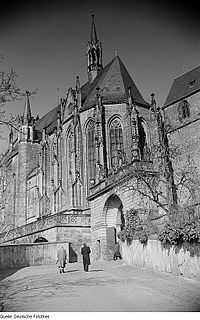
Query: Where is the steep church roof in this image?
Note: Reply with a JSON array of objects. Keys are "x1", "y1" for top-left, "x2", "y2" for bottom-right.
[
  {"x1": 80, "y1": 55, "x2": 149, "y2": 112},
  {"x1": 34, "y1": 56, "x2": 149, "y2": 135},
  {"x1": 163, "y1": 65, "x2": 200, "y2": 108},
  {"x1": 35, "y1": 104, "x2": 60, "y2": 135}
]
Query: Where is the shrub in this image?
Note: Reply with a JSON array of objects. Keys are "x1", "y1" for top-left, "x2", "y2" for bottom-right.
[
  {"x1": 158, "y1": 208, "x2": 200, "y2": 245},
  {"x1": 118, "y1": 208, "x2": 148, "y2": 244}
]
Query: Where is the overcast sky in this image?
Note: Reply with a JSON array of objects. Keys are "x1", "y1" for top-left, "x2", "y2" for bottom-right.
[{"x1": 0, "y1": 0, "x2": 199, "y2": 151}]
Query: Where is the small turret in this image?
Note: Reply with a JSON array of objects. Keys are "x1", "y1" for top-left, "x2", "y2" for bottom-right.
[
  {"x1": 127, "y1": 87, "x2": 140, "y2": 161},
  {"x1": 87, "y1": 14, "x2": 103, "y2": 83},
  {"x1": 19, "y1": 90, "x2": 35, "y2": 142}
]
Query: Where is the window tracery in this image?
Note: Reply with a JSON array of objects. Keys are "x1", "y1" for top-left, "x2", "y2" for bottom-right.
[
  {"x1": 138, "y1": 119, "x2": 150, "y2": 160},
  {"x1": 109, "y1": 118, "x2": 124, "y2": 169},
  {"x1": 87, "y1": 120, "x2": 96, "y2": 181}
]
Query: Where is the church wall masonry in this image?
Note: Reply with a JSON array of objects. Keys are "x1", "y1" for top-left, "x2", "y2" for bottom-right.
[
  {"x1": 89, "y1": 181, "x2": 152, "y2": 260},
  {"x1": 164, "y1": 91, "x2": 200, "y2": 207},
  {"x1": 0, "y1": 212, "x2": 91, "y2": 261},
  {"x1": 164, "y1": 92, "x2": 200, "y2": 130},
  {"x1": 17, "y1": 142, "x2": 40, "y2": 227}
]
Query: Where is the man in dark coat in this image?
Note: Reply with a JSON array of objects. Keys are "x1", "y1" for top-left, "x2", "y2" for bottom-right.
[
  {"x1": 113, "y1": 242, "x2": 122, "y2": 260},
  {"x1": 81, "y1": 243, "x2": 91, "y2": 272},
  {"x1": 57, "y1": 246, "x2": 67, "y2": 274}
]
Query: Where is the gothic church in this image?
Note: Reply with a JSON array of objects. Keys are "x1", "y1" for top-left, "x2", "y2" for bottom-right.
[{"x1": 0, "y1": 15, "x2": 200, "y2": 260}]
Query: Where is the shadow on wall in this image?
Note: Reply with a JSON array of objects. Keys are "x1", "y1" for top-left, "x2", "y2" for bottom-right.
[{"x1": 69, "y1": 243, "x2": 78, "y2": 263}]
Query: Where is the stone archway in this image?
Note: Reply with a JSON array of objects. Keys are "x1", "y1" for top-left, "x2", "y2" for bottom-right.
[{"x1": 103, "y1": 194, "x2": 124, "y2": 259}]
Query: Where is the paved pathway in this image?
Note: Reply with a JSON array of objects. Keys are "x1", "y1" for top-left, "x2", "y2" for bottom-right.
[{"x1": 0, "y1": 260, "x2": 200, "y2": 312}]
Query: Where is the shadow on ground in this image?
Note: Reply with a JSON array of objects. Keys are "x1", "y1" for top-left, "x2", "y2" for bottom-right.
[
  {"x1": 66, "y1": 269, "x2": 79, "y2": 273},
  {"x1": 0, "y1": 267, "x2": 24, "y2": 281}
]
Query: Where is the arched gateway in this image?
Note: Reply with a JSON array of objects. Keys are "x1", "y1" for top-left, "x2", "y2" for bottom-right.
[{"x1": 103, "y1": 194, "x2": 125, "y2": 259}]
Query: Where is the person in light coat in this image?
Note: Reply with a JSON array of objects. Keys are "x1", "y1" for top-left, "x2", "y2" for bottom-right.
[{"x1": 57, "y1": 246, "x2": 67, "y2": 274}]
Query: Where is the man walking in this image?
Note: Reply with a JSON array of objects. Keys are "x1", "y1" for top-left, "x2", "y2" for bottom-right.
[
  {"x1": 113, "y1": 242, "x2": 122, "y2": 260},
  {"x1": 81, "y1": 243, "x2": 91, "y2": 272},
  {"x1": 57, "y1": 246, "x2": 67, "y2": 274}
]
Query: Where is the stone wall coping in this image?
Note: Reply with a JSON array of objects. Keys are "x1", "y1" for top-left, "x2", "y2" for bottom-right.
[
  {"x1": 0, "y1": 212, "x2": 91, "y2": 243},
  {"x1": 0, "y1": 241, "x2": 70, "y2": 247}
]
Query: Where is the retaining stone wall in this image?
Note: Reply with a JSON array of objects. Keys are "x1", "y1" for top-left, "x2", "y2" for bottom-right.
[
  {"x1": 0, "y1": 242, "x2": 69, "y2": 270},
  {"x1": 122, "y1": 240, "x2": 200, "y2": 279}
]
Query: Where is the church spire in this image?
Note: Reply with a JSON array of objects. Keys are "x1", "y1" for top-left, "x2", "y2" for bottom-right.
[
  {"x1": 19, "y1": 90, "x2": 35, "y2": 143},
  {"x1": 91, "y1": 13, "x2": 98, "y2": 43},
  {"x1": 22, "y1": 90, "x2": 32, "y2": 125},
  {"x1": 87, "y1": 13, "x2": 103, "y2": 83}
]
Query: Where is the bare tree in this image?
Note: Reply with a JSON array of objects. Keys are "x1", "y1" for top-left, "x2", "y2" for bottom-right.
[
  {"x1": 0, "y1": 156, "x2": 16, "y2": 238},
  {"x1": 0, "y1": 55, "x2": 22, "y2": 135},
  {"x1": 0, "y1": 69, "x2": 20, "y2": 104},
  {"x1": 117, "y1": 94, "x2": 200, "y2": 219}
]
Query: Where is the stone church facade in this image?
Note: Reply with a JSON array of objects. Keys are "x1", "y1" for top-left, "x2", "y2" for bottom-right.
[{"x1": 0, "y1": 16, "x2": 200, "y2": 260}]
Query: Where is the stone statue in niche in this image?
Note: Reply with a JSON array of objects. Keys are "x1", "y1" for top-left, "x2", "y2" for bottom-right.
[{"x1": 96, "y1": 162, "x2": 105, "y2": 183}]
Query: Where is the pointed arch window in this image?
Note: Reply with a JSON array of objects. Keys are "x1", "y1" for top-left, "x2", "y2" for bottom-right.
[
  {"x1": 51, "y1": 138, "x2": 58, "y2": 185},
  {"x1": 66, "y1": 127, "x2": 73, "y2": 180},
  {"x1": 178, "y1": 100, "x2": 190, "y2": 121},
  {"x1": 109, "y1": 118, "x2": 124, "y2": 169},
  {"x1": 138, "y1": 119, "x2": 150, "y2": 161},
  {"x1": 41, "y1": 143, "x2": 49, "y2": 194},
  {"x1": 87, "y1": 120, "x2": 96, "y2": 181},
  {"x1": 75, "y1": 124, "x2": 82, "y2": 176}
]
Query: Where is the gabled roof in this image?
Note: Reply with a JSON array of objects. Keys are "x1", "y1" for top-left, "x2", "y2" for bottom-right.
[
  {"x1": 164, "y1": 65, "x2": 200, "y2": 108},
  {"x1": 80, "y1": 55, "x2": 149, "y2": 112},
  {"x1": 35, "y1": 104, "x2": 60, "y2": 135}
]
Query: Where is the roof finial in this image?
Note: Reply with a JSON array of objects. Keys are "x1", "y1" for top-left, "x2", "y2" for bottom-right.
[
  {"x1": 151, "y1": 93, "x2": 156, "y2": 105},
  {"x1": 91, "y1": 9, "x2": 95, "y2": 20},
  {"x1": 57, "y1": 88, "x2": 60, "y2": 105},
  {"x1": 76, "y1": 75, "x2": 80, "y2": 91},
  {"x1": 127, "y1": 86, "x2": 133, "y2": 108},
  {"x1": 22, "y1": 90, "x2": 32, "y2": 124},
  {"x1": 115, "y1": 50, "x2": 118, "y2": 57}
]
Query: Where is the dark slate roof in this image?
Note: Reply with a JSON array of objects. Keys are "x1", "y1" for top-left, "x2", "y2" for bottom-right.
[
  {"x1": 164, "y1": 65, "x2": 200, "y2": 108},
  {"x1": 35, "y1": 104, "x2": 61, "y2": 135},
  {"x1": 80, "y1": 55, "x2": 149, "y2": 112},
  {"x1": 34, "y1": 56, "x2": 149, "y2": 134}
]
